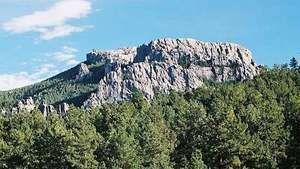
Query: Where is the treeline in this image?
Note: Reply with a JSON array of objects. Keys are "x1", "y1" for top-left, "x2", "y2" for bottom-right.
[{"x1": 0, "y1": 67, "x2": 299, "y2": 169}]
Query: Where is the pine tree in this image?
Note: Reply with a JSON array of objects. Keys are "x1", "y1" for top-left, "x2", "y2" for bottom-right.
[
  {"x1": 94, "y1": 103, "x2": 141, "y2": 169},
  {"x1": 137, "y1": 105, "x2": 175, "y2": 169},
  {"x1": 290, "y1": 57, "x2": 298, "y2": 69}
]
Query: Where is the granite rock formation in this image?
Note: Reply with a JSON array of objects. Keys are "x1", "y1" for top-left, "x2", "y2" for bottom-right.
[
  {"x1": 75, "y1": 63, "x2": 92, "y2": 82},
  {"x1": 10, "y1": 98, "x2": 69, "y2": 117},
  {"x1": 39, "y1": 101, "x2": 55, "y2": 117},
  {"x1": 83, "y1": 38, "x2": 259, "y2": 107},
  {"x1": 12, "y1": 97, "x2": 35, "y2": 113},
  {"x1": 58, "y1": 103, "x2": 69, "y2": 117},
  {"x1": 87, "y1": 48, "x2": 136, "y2": 64}
]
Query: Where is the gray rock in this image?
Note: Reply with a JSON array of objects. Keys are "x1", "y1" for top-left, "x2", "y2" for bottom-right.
[
  {"x1": 13, "y1": 96, "x2": 35, "y2": 113},
  {"x1": 39, "y1": 101, "x2": 55, "y2": 117},
  {"x1": 39, "y1": 101, "x2": 48, "y2": 117},
  {"x1": 83, "y1": 38, "x2": 259, "y2": 107},
  {"x1": 87, "y1": 47, "x2": 136, "y2": 64},
  {"x1": 58, "y1": 103, "x2": 69, "y2": 117},
  {"x1": 75, "y1": 63, "x2": 92, "y2": 82}
]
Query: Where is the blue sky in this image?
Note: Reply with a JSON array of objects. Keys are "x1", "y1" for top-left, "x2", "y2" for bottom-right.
[{"x1": 0, "y1": 0, "x2": 299, "y2": 90}]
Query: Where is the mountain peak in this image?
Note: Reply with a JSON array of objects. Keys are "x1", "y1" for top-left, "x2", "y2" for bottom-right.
[
  {"x1": 0, "y1": 38, "x2": 259, "y2": 109},
  {"x1": 83, "y1": 38, "x2": 259, "y2": 107}
]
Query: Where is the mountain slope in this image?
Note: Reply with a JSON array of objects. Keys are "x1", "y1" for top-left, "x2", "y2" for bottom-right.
[
  {"x1": 0, "y1": 38, "x2": 259, "y2": 109},
  {"x1": 0, "y1": 67, "x2": 99, "y2": 109}
]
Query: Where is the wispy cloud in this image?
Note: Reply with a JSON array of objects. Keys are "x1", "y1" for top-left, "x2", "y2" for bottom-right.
[
  {"x1": 0, "y1": 46, "x2": 81, "y2": 91},
  {"x1": 0, "y1": 72, "x2": 39, "y2": 91},
  {"x1": 35, "y1": 63, "x2": 56, "y2": 74},
  {"x1": 67, "y1": 59, "x2": 80, "y2": 66},
  {"x1": 2, "y1": 0, "x2": 93, "y2": 40},
  {"x1": 0, "y1": 64, "x2": 59, "y2": 91},
  {"x1": 50, "y1": 46, "x2": 80, "y2": 65},
  {"x1": 40, "y1": 25, "x2": 93, "y2": 40}
]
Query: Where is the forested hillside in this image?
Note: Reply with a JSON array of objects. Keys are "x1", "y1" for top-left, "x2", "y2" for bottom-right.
[
  {"x1": 0, "y1": 66, "x2": 299, "y2": 169},
  {"x1": 0, "y1": 64, "x2": 99, "y2": 109}
]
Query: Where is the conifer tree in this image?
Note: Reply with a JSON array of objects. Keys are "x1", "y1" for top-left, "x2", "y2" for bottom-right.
[{"x1": 290, "y1": 57, "x2": 298, "y2": 69}]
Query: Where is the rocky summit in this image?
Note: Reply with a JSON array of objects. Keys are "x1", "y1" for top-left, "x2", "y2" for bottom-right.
[
  {"x1": 83, "y1": 38, "x2": 259, "y2": 107},
  {"x1": 0, "y1": 38, "x2": 260, "y2": 111}
]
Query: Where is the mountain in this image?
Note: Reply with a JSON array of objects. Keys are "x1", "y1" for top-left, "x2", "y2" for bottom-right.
[
  {"x1": 1, "y1": 39, "x2": 299, "y2": 169},
  {"x1": 0, "y1": 38, "x2": 259, "y2": 110}
]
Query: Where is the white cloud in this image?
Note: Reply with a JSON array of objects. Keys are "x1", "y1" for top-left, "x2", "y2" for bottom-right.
[
  {"x1": 0, "y1": 45, "x2": 82, "y2": 91},
  {"x1": 35, "y1": 64, "x2": 56, "y2": 74},
  {"x1": 2, "y1": 0, "x2": 92, "y2": 40},
  {"x1": 53, "y1": 53, "x2": 75, "y2": 61},
  {"x1": 40, "y1": 24, "x2": 93, "y2": 40},
  {"x1": 63, "y1": 46, "x2": 79, "y2": 53},
  {"x1": 0, "y1": 64, "x2": 59, "y2": 91},
  {"x1": 0, "y1": 43, "x2": 82, "y2": 90},
  {"x1": 51, "y1": 46, "x2": 79, "y2": 66},
  {"x1": 0, "y1": 72, "x2": 39, "y2": 91},
  {"x1": 67, "y1": 59, "x2": 80, "y2": 66}
]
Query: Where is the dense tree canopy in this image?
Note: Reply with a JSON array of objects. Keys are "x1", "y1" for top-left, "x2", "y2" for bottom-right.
[{"x1": 0, "y1": 66, "x2": 299, "y2": 169}]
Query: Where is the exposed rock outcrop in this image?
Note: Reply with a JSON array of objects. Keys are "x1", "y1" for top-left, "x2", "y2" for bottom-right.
[
  {"x1": 8, "y1": 97, "x2": 71, "y2": 118},
  {"x1": 39, "y1": 101, "x2": 55, "y2": 117},
  {"x1": 75, "y1": 63, "x2": 92, "y2": 82},
  {"x1": 87, "y1": 48, "x2": 136, "y2": 64},
  {"x1": 84, "y1": 38, "x2": 259, "y2": 107},
  {"x1": 12, "y1": 97, "x2": 35, "y2": 113},
  {"x1": 58, "y1": 103, "x2": 69, "y2": 117}
]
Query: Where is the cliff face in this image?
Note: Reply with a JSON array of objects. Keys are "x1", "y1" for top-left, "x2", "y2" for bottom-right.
[{"x1": 84, "y1": 38, "x2": 259, "y2": 107}]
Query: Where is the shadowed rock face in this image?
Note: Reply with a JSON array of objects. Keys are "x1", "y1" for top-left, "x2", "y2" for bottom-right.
[
  {"x1": 84, "y1": 38, "x2": 259, "y2": 107},
  {"x1": 75, "y1": 63, "x2": 92, "y2": 82},
  {"x1": 39, "y1": 101, "x2": 55, "y2": 117}
]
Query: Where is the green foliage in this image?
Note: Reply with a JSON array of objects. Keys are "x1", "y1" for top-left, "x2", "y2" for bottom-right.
[
  {"x1": 0, "y1": 68, "x2": 98, "y2": 109},
  {"x1": 189, "y1": 150, "x2": 207, "y2": 169},
  {"x1": 0, "y1": 109, "x2": 101, "y2": 169},
  {"x1": 290, "y1": 57, "x2": 298, "y2": 69},
  {"x1": 0, "y1": 67, "x2": 299, "y2": 168}
]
